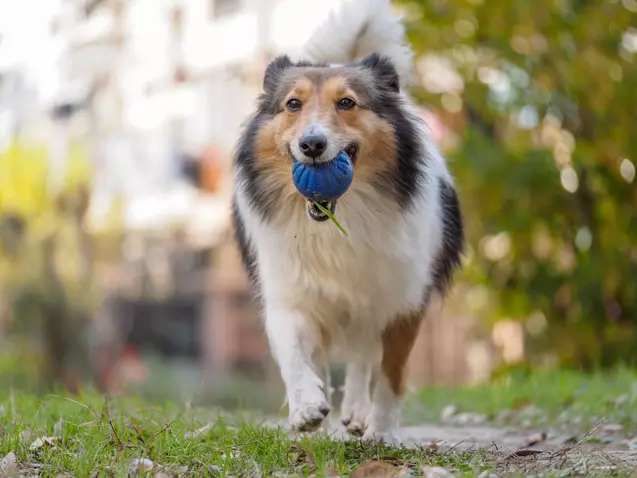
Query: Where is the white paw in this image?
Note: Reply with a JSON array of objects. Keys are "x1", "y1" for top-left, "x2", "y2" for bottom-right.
[
  {"x1": 361, "y1": 430, "x2": 402, "y2": 448},
  {"x1": 289, "y1": 397, "x2": 331, "y2": 432},
  {"x1": 340, "y1": 407, "x2": 369, "y2": 437},
  {"x1": 340, "y1": 395, "x2": 371, "y2": 437}
]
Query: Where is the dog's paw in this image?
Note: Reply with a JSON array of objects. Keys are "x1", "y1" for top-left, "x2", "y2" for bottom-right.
[
  {"x1": 341, "y1": 410, "x2": 368, "y2": 437},
  {"x1": 289, "y1": 399, "x2": 331, "y2": 432},
  {"x1": 361, "y1": 430, "x2": 402, "y2": 448},
  {"x1": 340, "y1": 395, "x2": 370, "y2": 437}
]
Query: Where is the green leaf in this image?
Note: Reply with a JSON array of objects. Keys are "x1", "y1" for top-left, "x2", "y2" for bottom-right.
[{"x1": 313, "y1": 202, "x2": 348, "y2": 237}]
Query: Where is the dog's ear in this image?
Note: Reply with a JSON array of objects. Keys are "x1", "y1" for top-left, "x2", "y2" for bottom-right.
[
  {"x1": 360, "y1": 53, "x2": 400, "y2": 93},
  {"x1": 263, "y1": 55, "x2": 293, "y2": 93}
]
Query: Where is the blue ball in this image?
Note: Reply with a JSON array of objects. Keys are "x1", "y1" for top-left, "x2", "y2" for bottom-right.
[{"x1": 292, "y1": 151, "x2": 354, "y2": 202}]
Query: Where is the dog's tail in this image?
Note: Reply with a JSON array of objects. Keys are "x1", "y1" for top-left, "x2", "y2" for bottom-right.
[{"x1": 300, "y1": 0, "x2": 414, "y2": 84}]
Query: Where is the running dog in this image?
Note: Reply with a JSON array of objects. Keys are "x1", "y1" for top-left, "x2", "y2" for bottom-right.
[{"x1": 231, "y1": 0, "x2": 464, "y2": 445}]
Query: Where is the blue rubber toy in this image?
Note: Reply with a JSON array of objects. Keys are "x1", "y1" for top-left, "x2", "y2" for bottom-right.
[{"x1": 292, "y1": 151, "x2": 354, "y2": 202}]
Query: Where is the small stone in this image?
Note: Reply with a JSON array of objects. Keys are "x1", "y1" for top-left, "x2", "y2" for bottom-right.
[
  {"x1": 129, "y1": 458, "x2": 156, "y2": 476},
  {"x1": 0, "y1": 452, "x2": 18, "y2": 477},
  {"x1": 601, "y1": 422, "x2": 624, "y2": 434},
  {"x1": 496, "y1": 409, "x2": 517, "y2": 423},
  {"x1": 421, "y1": 466, "x2": 452, "y2": 478},
  {"x1": 452, "y1": 412, "x2": 487, "y2": 426},
  {"x1": 440, "y1": 405, "x2": 458, "y2": 423}
]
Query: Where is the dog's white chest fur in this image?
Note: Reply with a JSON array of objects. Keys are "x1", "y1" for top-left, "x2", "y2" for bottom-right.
[{"x1": 236, "y1": 171, "x2": 443, "y2": 359}]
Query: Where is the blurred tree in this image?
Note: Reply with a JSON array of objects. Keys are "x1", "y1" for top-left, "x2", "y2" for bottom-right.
[
  {"x1": 399, "y1": 0, "x2": 637, "y2": 367},
  {"x1": 0, "y1": 138, "x2": 123, "y2": 392}
]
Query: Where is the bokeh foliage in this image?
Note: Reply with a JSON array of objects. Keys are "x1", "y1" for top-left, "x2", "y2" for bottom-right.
[
  {"x1": 400, "y1": 0, "x2": 637, "y2": 366},
  {"x1": 0, "y1": 138, "x2": 123, "y2": 391}
]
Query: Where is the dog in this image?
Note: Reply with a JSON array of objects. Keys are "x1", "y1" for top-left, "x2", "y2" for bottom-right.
[{"x1": 231, "y1": 0, "x2": 464, "y2": 445}]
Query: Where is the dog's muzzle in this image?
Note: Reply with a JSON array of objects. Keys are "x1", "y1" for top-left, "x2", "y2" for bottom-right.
[{"x1": 306, "y1": 200, "x2": 336, "y2": 222}]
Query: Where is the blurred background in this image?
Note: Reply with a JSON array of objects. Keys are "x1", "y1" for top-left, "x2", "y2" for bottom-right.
[{"x1": 0, "y1": 0, "x2": 635, "y2": 412}]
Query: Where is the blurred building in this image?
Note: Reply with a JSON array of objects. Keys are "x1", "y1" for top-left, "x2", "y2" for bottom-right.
[{"x1": 1, "y1": 0, "x2": 492, "y2": 395}]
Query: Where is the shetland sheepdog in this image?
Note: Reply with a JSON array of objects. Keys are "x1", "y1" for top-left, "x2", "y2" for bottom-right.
[{"x1": 231, "y1": 0, "x2": 464, "y2": 445}]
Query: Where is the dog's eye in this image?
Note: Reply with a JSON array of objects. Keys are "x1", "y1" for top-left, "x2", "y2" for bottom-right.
[
  {"x1": 337, "y1": 97, "x2": 356, "y2": 110},
  {"x1": 286, "y1": 99, "x2": 302, "y2": 112}
]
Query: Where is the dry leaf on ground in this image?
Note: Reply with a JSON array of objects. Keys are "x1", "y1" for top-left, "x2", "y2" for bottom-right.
[
  {"x1": 29, "y1": 436, "x2": 60, "y2": 451},
  {"x1": 351, "y1": 460, "x2": 410, "y2": 478},
  {"x1": 184, "y1": 422, "x2": 214, "y2": 439}
]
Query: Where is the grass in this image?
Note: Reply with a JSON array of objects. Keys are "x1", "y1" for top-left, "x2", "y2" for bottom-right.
[
  {"x1": 1, "y1": 368, "x2": 637, "y2": 476},
  {"x1": 0, "y1": 390, "x2": 490, "y2": 477},
  {"x1": 404, "y1": 367, "x2": 637, "y2": 434}
]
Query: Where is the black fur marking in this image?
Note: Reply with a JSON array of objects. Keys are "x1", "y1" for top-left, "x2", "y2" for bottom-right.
[
  {"x1": 356, "y1": 54, "x2": 423, "y2": 210},
  {"x1": 432, "y1": 178, "x2": 464, "y2": 294},
  {"x1": 234, "y1": 114, "x2": 285, "y2": 221},
  {"x1": 359, "y1": 53, "x2": 400, "y2": 92},
  {"x1": 231, "y1": 196, "x2": 259, "y2": 288},
  {"x1": 263, "y1": 55, "x2": 293, "y2": 94}
]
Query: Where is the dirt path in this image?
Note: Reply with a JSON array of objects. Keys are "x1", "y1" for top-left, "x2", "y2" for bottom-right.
[{"x1": 269, "y1": 418, "x2": 637, "y2": 474}]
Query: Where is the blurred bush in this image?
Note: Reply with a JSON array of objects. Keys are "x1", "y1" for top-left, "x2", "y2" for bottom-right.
[
  {"x1": 0, "y1": 138, "x2": 123, "y2": 392},
  {"x1": 401, "y1": 0, "x2": 637, "y2": 367}
]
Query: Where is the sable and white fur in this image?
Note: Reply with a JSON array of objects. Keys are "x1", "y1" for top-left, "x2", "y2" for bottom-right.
[{"x1": 231, "y1": 0, "x2": 464, "y2": 444}]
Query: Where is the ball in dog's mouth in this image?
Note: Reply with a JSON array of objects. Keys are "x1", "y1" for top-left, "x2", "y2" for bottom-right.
[{"x1": 306, "y1": 199, "x2": 336, "y2": 222}]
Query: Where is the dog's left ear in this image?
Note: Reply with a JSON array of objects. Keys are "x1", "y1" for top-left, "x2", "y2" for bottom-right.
[
  {"x1": 263, "y1": 55, "x2": 292, "y2": 93},
  {"x1": 360, "y1": 53, "x2": 400, "y2": 93}
]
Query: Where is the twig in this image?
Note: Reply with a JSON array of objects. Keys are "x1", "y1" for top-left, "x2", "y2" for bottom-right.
[
  {"x1": 549, "y1": 416, "x2": 606, "y2": 459},
  {"x1": 446, "y1": 439, "x2": 466, "y2": 453},
  {"x1": 102, "y1": 396, "x2": 135, "y2": 450},
  {"x1": 149, "y1": 418, "x2": 177, "y2": 441}
]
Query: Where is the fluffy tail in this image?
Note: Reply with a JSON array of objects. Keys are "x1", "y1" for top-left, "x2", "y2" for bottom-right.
[{"x1": 299, "y1": 0, "x2": 414, "y2": 84}]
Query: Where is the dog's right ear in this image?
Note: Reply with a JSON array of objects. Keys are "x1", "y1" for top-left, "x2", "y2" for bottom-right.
[{"x1": 263, "y1": 55, "x2": 292, "y2": 93}]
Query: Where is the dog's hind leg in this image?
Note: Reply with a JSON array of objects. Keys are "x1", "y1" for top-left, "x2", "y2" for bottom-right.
[
  {"x1": 363, "y1": 312, "x2": 422, "y2": 446},
  {"x1": 265, "y1": 306, "x2": 331, "y2": 432},
  {"x1": 340, "y1": 362, "x2": 372, "y2": 436}
]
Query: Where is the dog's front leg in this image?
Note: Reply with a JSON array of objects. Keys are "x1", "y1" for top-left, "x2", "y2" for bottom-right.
[
  {"x1": 363, "y1": 312, "x2": 422, "y2": 446},
  {"x1": 265, "y1": 306, "x2": 330, "y2": 432}
]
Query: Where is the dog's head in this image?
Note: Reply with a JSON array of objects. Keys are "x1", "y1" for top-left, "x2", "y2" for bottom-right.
[{"x1": 240, "y1": 53, "x2": 421, "y2": 221}]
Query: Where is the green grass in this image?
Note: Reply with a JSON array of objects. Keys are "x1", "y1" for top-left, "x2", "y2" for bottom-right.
[
  {"x1": 404, "y1": 367, "x2": 637, "y2": 434},
  {"x1": 2, "y1": 368, "x2": 637, "y2": 476},
  {"x1": 0, "y1": 390, "x2": 489, "y2": 477}
]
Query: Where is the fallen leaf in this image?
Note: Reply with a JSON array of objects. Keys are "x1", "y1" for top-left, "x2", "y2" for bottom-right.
[
  {"x1": 184, "y1": 422, "x2": 214, "y2": 439},
  {"x1": 506, "y1": 449, "x2": 544, "y2": 458},
  {"x1": 29, "y1": 436, "x2": 60, "y2": 451},
  {"x1": 426, "y1": 440, "x2": 439, "y2": 453},
  {"x1": 0, "y1": 451, "x2": 18, "y2": 477},
  {"x1": 351, "y1": 460, "x2": 409, "y2": 477},
  {"x1": 421, "y1": 466, "x2": 452, "y2": 478}
]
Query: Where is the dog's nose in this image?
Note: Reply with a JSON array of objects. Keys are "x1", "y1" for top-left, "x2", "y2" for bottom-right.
[{"x1": 299, "y1": 133, "x2": 328, "y2": 159}]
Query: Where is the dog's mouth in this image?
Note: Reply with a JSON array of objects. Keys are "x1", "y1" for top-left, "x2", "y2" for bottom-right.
[
  {"x1": 344, "y1": 143, "x2": 358, "y2": 164},
  {"x1": 306, "y1": 199, "x2": 336, "y2": 222},
  {"x1": 300, "y1": 144, "x2": 356, "y2": 222}
]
